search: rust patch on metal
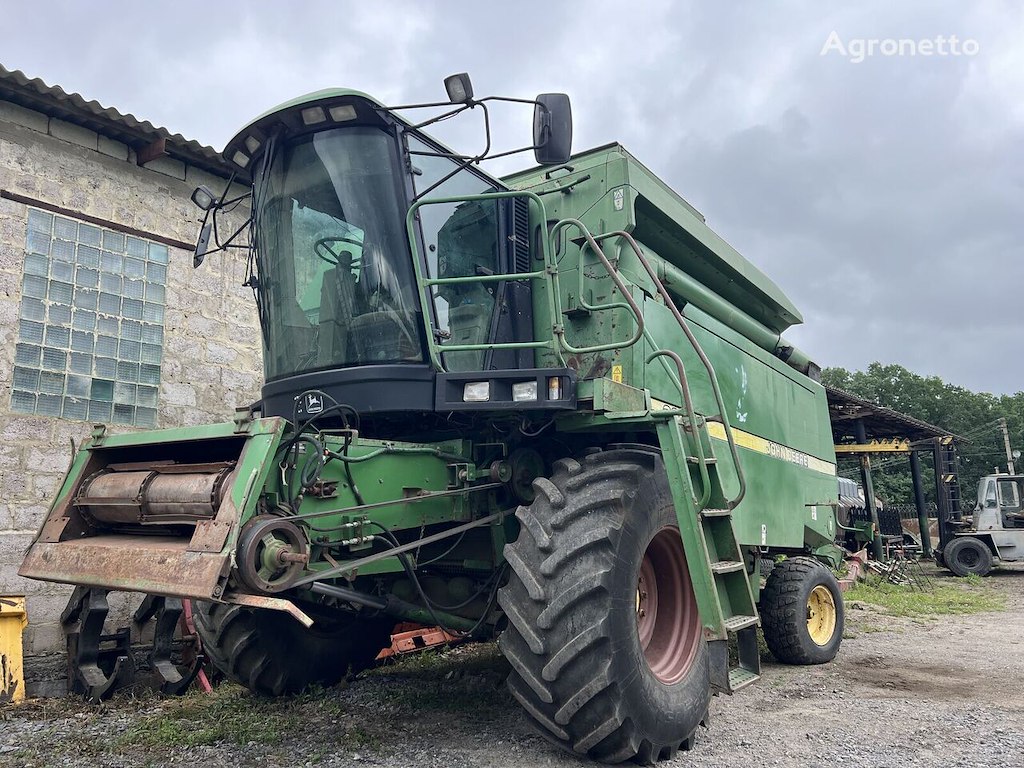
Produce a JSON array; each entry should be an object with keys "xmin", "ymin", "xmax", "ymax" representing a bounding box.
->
[
  {"xmin": 189, "ymin": 519, "xmax": 231, "ymax": 552},
  {"xmin": 104, "ymin": 460, "xmax": 175, "ymax": 471},
  {"xmin": 583, "ymin": 355, "xmax": 611, "ymax": 380},
  {"xmin": 19, "ymin": 536, "xmax": 228, "ymax": 600},
  {"xmin": 76, "ymin": 463, "xmax": 236, "ymax": 527},
  {"xmin": 38, "ymin": 515, "xmax": 70, "ymax": 541},
  {"xmin": 188, "ymin": 467, "xmax": 244, "ymax": 553}
]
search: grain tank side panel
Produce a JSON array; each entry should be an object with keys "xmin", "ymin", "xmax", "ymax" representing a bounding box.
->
[{"xmin": 640, "ymin": 298, "xmax": 837, "ymax": 549}]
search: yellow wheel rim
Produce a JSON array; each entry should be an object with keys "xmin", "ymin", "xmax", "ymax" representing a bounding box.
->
[{"xmin": 806, "ymin": 585, "xmax": 837, "ymax": 646}]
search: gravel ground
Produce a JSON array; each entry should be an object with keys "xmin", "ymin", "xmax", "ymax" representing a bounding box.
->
[{"xmin": 2, "ymin": 563, "xmax": 1022, "ymax": 768}]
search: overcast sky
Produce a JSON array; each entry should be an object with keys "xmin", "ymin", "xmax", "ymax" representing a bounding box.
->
[{"xmin": 3, "ymin": 1, "xmax": 1021, "ymax": 394}]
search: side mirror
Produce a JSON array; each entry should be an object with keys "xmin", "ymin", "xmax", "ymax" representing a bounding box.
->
[
  {"xmin": 191, "ymin": 185, "xmax": 218, "ymax": 211},
  {"xmin": 533, "ymin": 93, "xmax": 572, "ymax": 166},
  {"xmin": 194, "ymin": 222, "xmax": 212, "ymax": 268}
]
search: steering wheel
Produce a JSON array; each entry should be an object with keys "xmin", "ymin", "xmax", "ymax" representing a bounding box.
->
[{"xmin": 315, "ymin": 236, "xmax": 363, "ymax": 266}]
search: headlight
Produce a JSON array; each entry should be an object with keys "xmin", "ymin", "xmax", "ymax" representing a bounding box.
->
[
  {"xmin": 512, "ymin": 381, "xmax": 538, "ymax": 402},
  {"xmin": 463, "ymin": 382, "xmax": 490, "ymax": 402},
  {"xmin": 301, "ymin": 106, "xmax": 327, "ymax": 125}
]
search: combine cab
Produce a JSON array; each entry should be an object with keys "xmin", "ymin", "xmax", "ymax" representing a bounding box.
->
[{"xmin": 21, "ymin": 75, "xmax": 845, "ymax": 762}]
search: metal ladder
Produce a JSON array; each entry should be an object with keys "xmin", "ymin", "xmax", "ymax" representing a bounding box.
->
[
  {"xmin": 653, "ymin": 378, "xmax": 761, "ymax": 692},
  {"xmin": 593, "ymin": 230, "xmax": 760, "ymax": 693}
]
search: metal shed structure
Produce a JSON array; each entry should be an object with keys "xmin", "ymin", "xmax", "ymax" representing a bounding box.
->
[{"xmin": 826, "ymin": 385, "xmax": 960, "ymax": 559}]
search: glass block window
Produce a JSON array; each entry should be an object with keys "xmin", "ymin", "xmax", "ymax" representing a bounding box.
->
[{"xmin": 11, "ymin": 209, "xmax": 168, "ymax": 428}]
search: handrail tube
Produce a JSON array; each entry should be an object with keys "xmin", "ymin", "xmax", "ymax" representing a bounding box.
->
[
  {"xmin": 548, "ymin": 218, "xmax": 645, "ymax": 355},
  {"xmin": 405, "ymin": 190, "xmax": 565, "ymax": 371},
  {"xmin": 424, "ymin": 270, "xmax": 546, "ymax": 286},
  {"xmin": 598, "ymin": 231, "xmax": 747, "ymax": 509},
  {"xmin": 438, "ymin": 340, "xmax": 555, "ymax": 352},
  {"xmin": 646, "ymin": 349, "xmax": 711, "ymax": 509}
]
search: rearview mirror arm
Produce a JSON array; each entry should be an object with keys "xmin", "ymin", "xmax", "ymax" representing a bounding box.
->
[{"xmin": 408, "ymin": 101, "xmax": 494, "ymax": 202}]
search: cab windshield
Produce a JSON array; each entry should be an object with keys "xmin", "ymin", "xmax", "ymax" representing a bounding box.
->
[{"xmin": 253, "ymin": 127, "xmax": 424, "ymax": 380}]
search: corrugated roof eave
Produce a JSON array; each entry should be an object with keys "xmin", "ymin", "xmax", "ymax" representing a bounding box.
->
[{"xmin": 0, "ymin": 64, "xmax": 236, "ymax": 180}]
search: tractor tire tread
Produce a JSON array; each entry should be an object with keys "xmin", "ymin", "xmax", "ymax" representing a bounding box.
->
[
  {"xmin": 193, "ymin": 600, "xmax": 391, "ymax": 697},
  {"xmin": 498, "ymin": 449, "xmax": 709, "ymax": 763},
  {"xmin": 760, "ymin": 557, "xmax": 843, "ymax": 665}
]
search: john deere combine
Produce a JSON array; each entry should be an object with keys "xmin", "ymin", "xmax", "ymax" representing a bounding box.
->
[{"xmin": 20, "ymin": 75, "xmax": 845, "ymax": 763}]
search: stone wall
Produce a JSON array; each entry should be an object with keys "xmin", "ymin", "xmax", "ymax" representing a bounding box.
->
[{"xmin": 0, "ymin": 98, "xmax": 261, "ymax": 655}]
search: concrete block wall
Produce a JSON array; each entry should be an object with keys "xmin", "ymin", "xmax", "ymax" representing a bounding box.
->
[{"xmin": 0, "ymin": 99, "xmax": 261, "ymax": 656}]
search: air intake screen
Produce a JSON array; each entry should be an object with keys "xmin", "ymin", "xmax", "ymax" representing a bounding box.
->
[{"xmin": 512, "ymin": 197, "xmax": 531, "ymax": 273}]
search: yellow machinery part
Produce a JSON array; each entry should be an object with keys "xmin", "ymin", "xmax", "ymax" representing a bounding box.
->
[
  {"xmin": 0, "ymin": 596, "xmax": 28, "ymax": 703},
  {"xmin": 806, "ymin": 585, "xmax": 837, "ymax": 646}
]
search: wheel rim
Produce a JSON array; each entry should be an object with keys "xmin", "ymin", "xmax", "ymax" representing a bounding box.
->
[
  {"xmin": 806, "ymin": 585, "xmax": 837, "ymax": 646},
  {"xmin": 636, "ymin": 527, "xmax": 701, "ymax": 685},
  {"xmin": 957, "ymin": 547, "xmax": 980, "ymax": 568}
]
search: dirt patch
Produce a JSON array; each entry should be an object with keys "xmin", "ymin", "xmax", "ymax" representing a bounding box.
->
[{"xmin": 852, "ymin": 659, "xmax": 988, "ymax": 699}]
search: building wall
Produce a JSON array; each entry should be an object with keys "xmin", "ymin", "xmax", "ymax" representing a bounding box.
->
[{"xmin": 0, "ymin": 98, "xmax": 262, "ymax": 654}]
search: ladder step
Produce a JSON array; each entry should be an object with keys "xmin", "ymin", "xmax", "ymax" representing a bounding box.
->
[
  {"xmin": 728, "ymin": 667, "xmax": 760, "ymax": 692},
  {"xmin": 710, "ymin": 560, "xmax": 745, "ymax": 575},
  {"xmin": 686, "ymin": 456, "xmax": 718, "ymax": 464},
  {"xmin": 700, "ymin": 508, "xmax": 731, "ymax": 518},
  {"xmin": 723, "ymin": 615, "xmax": 759, "ymax": 632}
]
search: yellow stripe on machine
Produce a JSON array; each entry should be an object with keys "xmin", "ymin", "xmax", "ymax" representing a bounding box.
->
[{"xmin": 704, "ymin": 421, "xmax": 837, "ymax": 477}]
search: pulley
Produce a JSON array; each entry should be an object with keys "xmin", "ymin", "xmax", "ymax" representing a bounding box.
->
[{"xmin": 236, "ymin": 515, "xmax": 309, "ymax": 593}]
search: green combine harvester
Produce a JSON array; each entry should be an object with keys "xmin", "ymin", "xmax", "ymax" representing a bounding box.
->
[{"xmin": 20, "ymin": 74, "xmax": 845, "ymax": 763}]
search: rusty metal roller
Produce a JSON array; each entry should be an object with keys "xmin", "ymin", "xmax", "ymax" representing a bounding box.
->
[{"xmin": 76, "ymin": 462, "xmax": 237, "ymax": 527}]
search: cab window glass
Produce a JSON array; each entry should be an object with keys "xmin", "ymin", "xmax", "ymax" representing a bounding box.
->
[
  {"xmin": 407, "ymin": 135, "xmax": 500, "ymax": 371},
  {"xmin": 997, "ymin": 479, "xmax": 1020, "ymax": 510}
]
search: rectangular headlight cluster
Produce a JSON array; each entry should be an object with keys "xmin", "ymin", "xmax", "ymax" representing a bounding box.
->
[
  {"xmin": 230, "ymin": 102, "xmax": 360, "ymax": 171},
  {"xmin": 300, "ymin": 104, "xmax": 359, "ymax": 126},
  {"xmin": 464, "ymin": 378, "xmax": 566, "ymax": 403},
  {"xmin": 441, "ymin": 369, "xmax": 576, "ymax": 411}
]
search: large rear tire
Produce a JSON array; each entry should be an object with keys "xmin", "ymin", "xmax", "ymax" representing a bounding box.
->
[
  {"xmin": 944, "ymin": 536, "xmax": 993, "ymax": 577},
  {"xmin": 760, "ymin": 557, "xmax": 844, "ymax": 665},
  {"xmin": 194, "ymin": 601, "xmax": 393, "ymax": 696},
  {"xmin": 498, "ymin": 449, "xmax": 710, "ymax": 764}
]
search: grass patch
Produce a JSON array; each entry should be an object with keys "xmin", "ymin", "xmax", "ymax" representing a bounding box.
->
[
  {"xmin": 116, "ymin": 687, "xmax": 297, "ymax": 748},
  {"xmin": 5, "ymin": 684, "xmax": 382, "ymax": 768},
  {"xmin": 845, "ymin": 576, "xmax": 1005, "ymax": 617},
  {"xmin": 111, "ymin": 685, "xmax": 373, "ymax": 752}
]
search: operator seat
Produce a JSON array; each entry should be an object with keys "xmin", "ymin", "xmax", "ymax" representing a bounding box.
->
[
  {"xmin": 318, "ymin": 250, "xmax": 360, "ymax": 366},
  {"xmin": 349, "ymin": 243, "xmax": 420, "ymax": 362}
]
